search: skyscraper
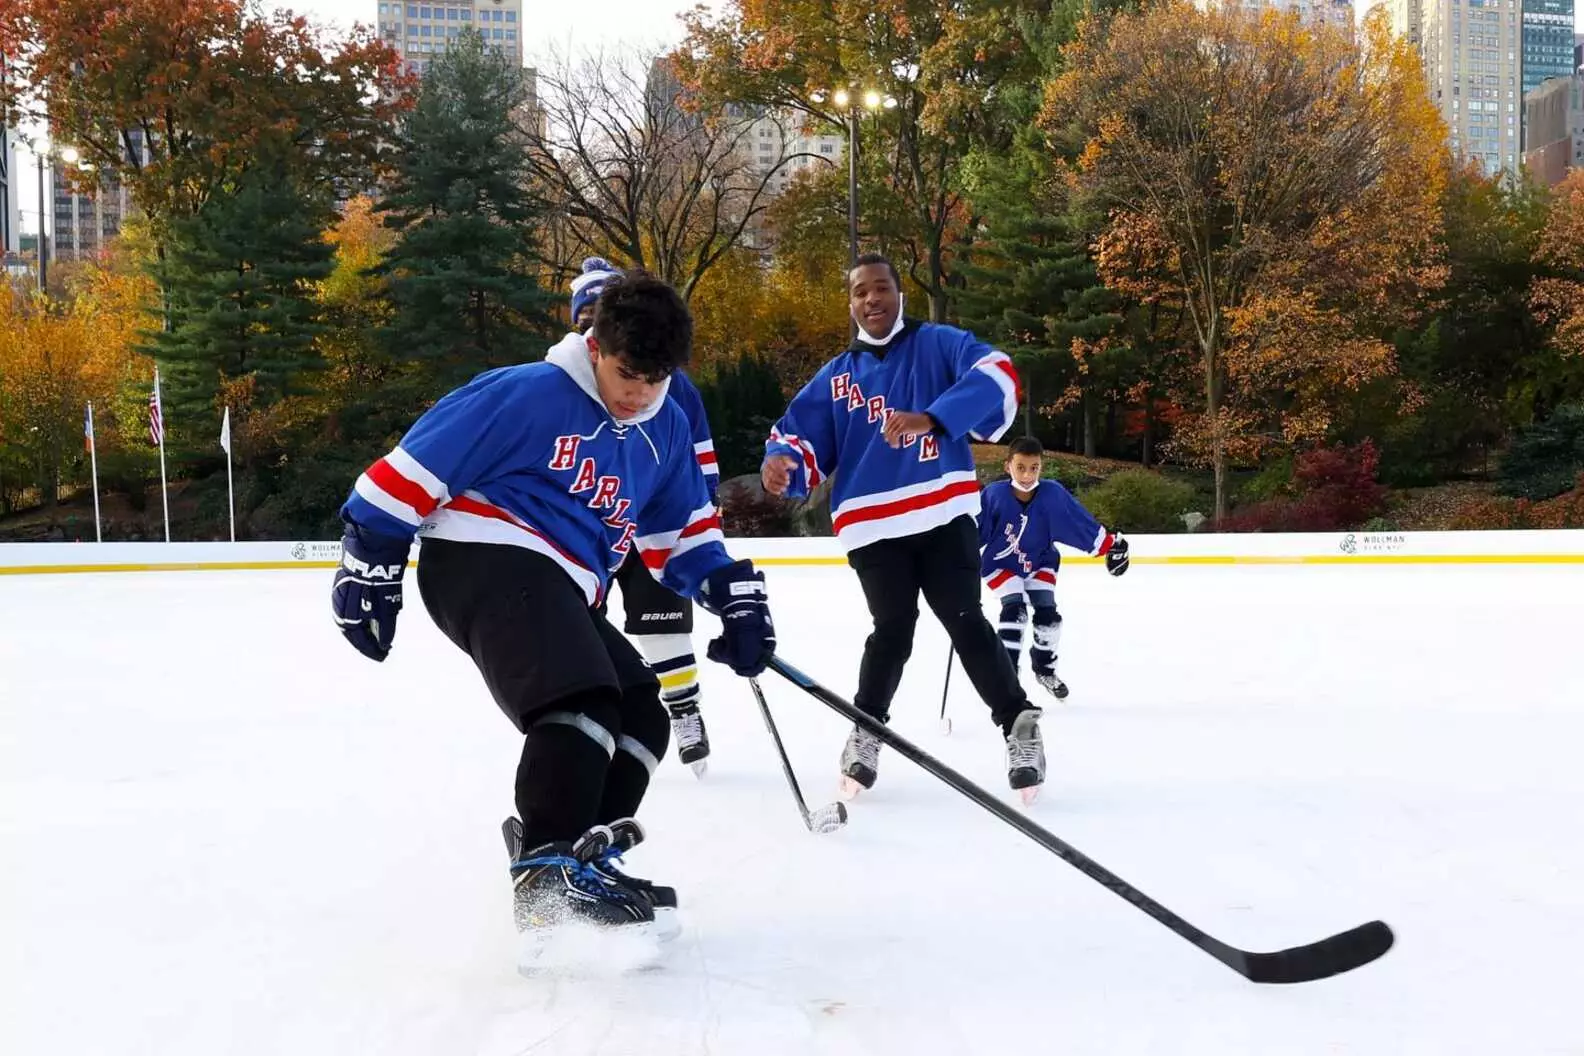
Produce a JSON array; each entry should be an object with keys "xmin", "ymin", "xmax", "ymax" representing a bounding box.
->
[
  {"xmin": 1521, "ymin": 0, "xmax": 1575, "ymax": 102},
  {"xmin": 1388, "ymin": 0, "xmax": 1525, "ymax": 175},
  {"xmin": 374, "ymin": 0, "xmax": 523, "ymax": 77}
]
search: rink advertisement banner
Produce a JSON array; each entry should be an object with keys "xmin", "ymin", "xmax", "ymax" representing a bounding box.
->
[{"xmin": 1, "ymin": 530, "xmax": 1582, "ymax": 575}]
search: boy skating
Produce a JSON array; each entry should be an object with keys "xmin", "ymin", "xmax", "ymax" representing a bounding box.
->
[
  {"xmin": 760, "ymin": 253, "xmax": 1046, "ymax": 803},
  {"xmin": 574, "ymin": 258, "xmax": 720, "ymax": 775},
  {"xmin": 979, "ymin": 436, "xmax": 1130, "ymax": 701},
  {"xmin": 330, "ymin": 271, "xmax": 775, "ymax": 946}
]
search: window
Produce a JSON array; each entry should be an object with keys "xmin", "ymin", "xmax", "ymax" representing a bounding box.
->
[
  {"xmin": 461, "ymin": 9, "xmax": 470, "ymax": 19},
  {"xmin": 419, "ymin": 6, "xmax": 430, "ymax": 17},
  {"xmin": 448, "ymin": 8, "xmax": 458, "ymax": 18},
  {"xmin": 407, "ymin": 24, "xmax": 417, "ymax": 35},
  {"xmin": 494, "ymin": 9, "xmax": 504, "ymax": 20},
  {"xmin": 420, "ymin": 24, "xmax": 430, "ymax": 35},
  {"xmin": 506, "ymin": 10, "xmax": 516, "ymax": 21},
  {"xmin": 505, "ymin": 29, "xmax": 516, "ymax": 41},
  {"xmin": 492, "ymin": 27, "xmax": 502, "ymax": 39},
  {"xmin": 407, "ymin": 4, "xmax": 417, "ymax": 15}
]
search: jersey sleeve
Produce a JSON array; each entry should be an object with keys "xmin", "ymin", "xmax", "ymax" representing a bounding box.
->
[
  {"xmin": 1041, "ymin": 482, "xmax": 1116, "ymax": 556},
  {"xmin": 924, "ymin": 330, "xmax": 1021, "ymax": 443},
  {"xmin": 339, "ymin": 367, "xmax": 532, "ymax": 544},
  {"xmin": 633, "ymin": 411, "xmax": 734, "ymax": 598},
  {"xmin": 764, "ymin": 366, "xmax": 839, "ymax": 500},
  {"xmin": 669, "ymin": 373, "xmax": 719, "ymax": 502}
]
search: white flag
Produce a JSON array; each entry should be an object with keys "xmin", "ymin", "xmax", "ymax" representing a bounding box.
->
[{"xmin": 220, "ymin": 406, "xmax": 231, "ymax": 454}]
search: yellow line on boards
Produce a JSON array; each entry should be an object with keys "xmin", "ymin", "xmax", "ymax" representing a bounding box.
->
[{"xmin": 2, "ymin": 553, "xmax": 1582, "ymax": 576}]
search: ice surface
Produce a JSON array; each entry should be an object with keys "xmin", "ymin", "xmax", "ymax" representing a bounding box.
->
[{"xmin": 3, "ymin": 560, "xmax": 1582, "ymax": 1055}]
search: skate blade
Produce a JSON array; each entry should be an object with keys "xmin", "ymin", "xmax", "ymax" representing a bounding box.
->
[
  {"xmin": 688, "ymin": 758, "xmax": 708, "ymax": 778},
  {"xmin": 939, "ymin": 717, "xmax": 953, "ymax": 736},
  {"xmin": 837, "ymin": 776, "xmax": 866, "ymax": 801},
  {"xmin": 1017, "ymin": 785, "xmax": 1041, "ymax": 806},
  {"xmin": 516, "ymin": 915, "xmax": 678, "ymax": 977}
]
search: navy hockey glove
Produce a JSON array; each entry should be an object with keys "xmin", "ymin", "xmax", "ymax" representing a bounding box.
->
[
  {"xmin": 699, "ymin": 559, "xmax": 775, "ymax": 678},
  {"xmin": 331, "ymin": 522, "xmax": 409, "ymax": 662},
  {"xmin": 1103, "ymin": 531, "xmax": 1130, "ymax": 577}
]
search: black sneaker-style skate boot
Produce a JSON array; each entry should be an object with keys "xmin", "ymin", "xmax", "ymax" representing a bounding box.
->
[
  {"xmin": 838, "ymin": 725, "xmax": 883, "ymax": 800},
  {"xmin": 501, "ymin": 818, "xmax": 654, "ymax": 932},
  {"xmin": 668, "ymin": 701, "xmax": 710, "ymax": 777},
  {"xmin": 1034, "ymin": 670, "xmax": 1069, "ymax": 700},
  {"xmin": 590, "ymin": 817, "xmax": 678, "ymax": 911},
  {"xmin": 1004, "ymin": 708, "xmax": 1047, "ymax": 804}
]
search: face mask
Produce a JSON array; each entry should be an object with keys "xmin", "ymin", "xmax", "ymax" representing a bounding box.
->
[{"xmin": 1011, "ymin": 478, "xmax": 1039, "ymax": 493}]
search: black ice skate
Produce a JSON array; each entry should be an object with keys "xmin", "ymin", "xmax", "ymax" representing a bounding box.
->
[
  {"xmin": 1035, "ymin": 670, "xmax": 1069, "ymax": 700},
  {"xmin": 668, "ymin": 701, "xmax": 710, "ymax": 778},
  {"xmin": 838, "ymin": 725, "xmax": 883, "ymax": 801},
  {"xmin": 591, "ymin": 817, "xmax": 678, "ymax": 912},
  {"xmin": 1004, "ymin": 708, "xmax": 1046, "ymax": 805},
  {"xmin": 501, "ymin": 818, "xmax": 654, "ymax": 933}
]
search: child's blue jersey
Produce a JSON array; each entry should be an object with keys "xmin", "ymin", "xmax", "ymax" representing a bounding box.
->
[
  {"xmin": 977, "ymin": 479, "xmax": 1114, "ymax": 585},
  {"xmin": 763, "ymin": 320, "xmax": 1021, "ymax": 552},
  {"xmin": 667, "ymin": 369, "xmax": 718, "ymax": 501},
  {"xmin": 340, "ymin": 333, "xmax": 730, "ymax": 607}
]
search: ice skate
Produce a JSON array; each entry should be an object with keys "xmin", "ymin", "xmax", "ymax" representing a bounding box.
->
[
  {"xmin": 838, "ymin": 725, "xmax": 883, "ymax": 800},
  {"xmin": 669, "ymin": 701, "xmax": 710, "ymax": 778},
  {"xmin": 592, "ymin": 817, "xmax": 679, "ymax": 918},
  {"xmin": 1035, "ymin": 670, "xmax": 1069, "ymax": 701},
  {"xmin": 1004, "ymin": 708, "xmax": 1046, "ymax": 805}
]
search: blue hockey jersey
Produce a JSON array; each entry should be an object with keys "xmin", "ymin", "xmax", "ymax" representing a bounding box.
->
[
  {"xmin": 763, "ymin": 319, "xmax": 1021, "ymax": 552},
  {"xmin": 339, "ymin": 333, "xmax": 731, "ymax": 607},
  {"xmin": 667, "ymin": 369, "xmax": 718, "ymax": 501},
  {"xmin": 977, "ymin": 478, "xmax": 1115, "ymax": 590}
]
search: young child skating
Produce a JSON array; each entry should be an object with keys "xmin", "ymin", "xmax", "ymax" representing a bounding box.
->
[{"xmin": 978, "ymin": 437, "xmax": 1130, "ymax": 700}]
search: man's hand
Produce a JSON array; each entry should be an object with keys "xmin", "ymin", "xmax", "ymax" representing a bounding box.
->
[
  {"xmin": 762, "ymin": 454, "xmax": 798, "ymax": 496},
  {"xmin": 882, "ymin": 410, "xmax": 935, "ymax": 448}
]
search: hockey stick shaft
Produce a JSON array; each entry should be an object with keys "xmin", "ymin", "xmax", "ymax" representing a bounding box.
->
[
  {"xmin": 749, "ymin": 676, "xmax": 814, "ymax": 825},
  {"xmin": 766, "ymin": 654, "xmax": 1392, "ymax": 983},
  {"xmin": 938, "ymin": 650, "xmax": 952, "ymax": 724}
]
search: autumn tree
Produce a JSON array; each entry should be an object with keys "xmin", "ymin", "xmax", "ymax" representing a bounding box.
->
[
  {"xmin": 674, "ymin": 0, "xmax": 1054, "ymax": 321},
  {"xmin": 1047, "ymin": 4, "xmax": 1448, "ymax": 518},
  {"xmin": 524, "ymin": 47, "xmax": 809, "ymax": 304},
  {"xmin": 375, "ymin": 29, "xmax": 557, "ymax": 390},
  {"xmin": 1533, "ymin": 168, "xmax": 1584, "ymax": 363},
  {"xmin": 11, "ymin": 0, "xmax": 407, "ymax": 243}
]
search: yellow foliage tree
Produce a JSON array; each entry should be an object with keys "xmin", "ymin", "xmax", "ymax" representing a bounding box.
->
[
  {"xmin": 1532, "ymin": 168, "xmax": 1584, "ymax": 360},
  {"xmin": 1045, "ymin": 3, "xmax": 1448, "ymax": 518}
]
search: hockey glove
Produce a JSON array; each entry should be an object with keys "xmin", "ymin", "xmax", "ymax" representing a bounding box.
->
[
  {"xmin": 1104, "ymin": 531, "xmax": 1130, "ymax": 577},
  {"xmin": 699, "ymin": 559, "xmax": 776, "ymax": 678},
  {"xmin": 331, "ymin": 521, "xmax": 410, "ymax": 662}
]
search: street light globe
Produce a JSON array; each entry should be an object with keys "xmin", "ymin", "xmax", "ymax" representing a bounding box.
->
[
  {"xmin": 883, "ymin": 96, "xmax": 898, "ymax": 109},
  {"xmin": 59, "ymin": 146, "xmax": 79, "ymax": 164},
  {"xmin": 810, "ymin": 90, "xmax": 827, "ymax": 104},
  {"xmin": 833, "ymin": 89, "xmax": 850, "ymax": 108},
  {"xmin": 863, "ymin": 90, "xmax": 881, "ymax": 110}
]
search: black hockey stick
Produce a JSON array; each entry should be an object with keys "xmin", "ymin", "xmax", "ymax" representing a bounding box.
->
[
  {"xmin": 749, "ymin": 676, "xmax": 848, "ymax": 835},
  {"xmin": 938, "ymin": 650, "xmax": 954, "ymax": 735},
  {"xmin": 766, "ymin": 655, "xmax": 1394, "ymax": 984}
]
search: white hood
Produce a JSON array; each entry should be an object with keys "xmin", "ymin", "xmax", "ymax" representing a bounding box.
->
[{"xmin": 545, "ymin": 331, "xmax": 671, "ymax": 426}]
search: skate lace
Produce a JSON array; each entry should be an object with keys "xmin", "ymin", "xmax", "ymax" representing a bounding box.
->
[
  {"xmin": 672, "ymin": 710, "xmax": 704, "ymax": 747},
  {"xmin": 845, "ymin": 730, "xmax": 881, "ymax": 769},
  {"xmin": 1006, "ymin": 737, "xmax": 1042, "ymax": 769},
  {"xmin": 513, "ymin": 854, "xmax": 613, "ymax": 899}
]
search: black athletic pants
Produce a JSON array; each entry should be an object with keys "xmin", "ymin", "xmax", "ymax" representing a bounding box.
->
[
  {"xmin": 848, "ymin": 514, "xmax": 1031, "ymax": 733},
  {"xmin": 416, "ymin": 539, "xmax": 669, "ymax": 850}
]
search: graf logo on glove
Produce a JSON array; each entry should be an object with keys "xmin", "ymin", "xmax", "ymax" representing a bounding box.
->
[
  {"xmin": 728, "ymin": 580, "xmax": 766, "ymax": 598},
  {"xmin": 341, "ymin": 552, "xmax": 403, "ymax": 580}
]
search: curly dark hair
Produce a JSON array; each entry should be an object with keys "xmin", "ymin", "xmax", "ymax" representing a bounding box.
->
[{"xmin": 589, "ymin": 270, "xmax": 693, "ymax": 382}]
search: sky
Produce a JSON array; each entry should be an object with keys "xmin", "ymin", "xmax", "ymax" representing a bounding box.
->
[{"xmin": 9, "ymin": 0, "xmax": 1584, "ymax": 235}]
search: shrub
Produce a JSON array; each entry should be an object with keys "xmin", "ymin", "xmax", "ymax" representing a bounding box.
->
[
  {"xmin": 1497, "ymin": 404, "xmax": 1584, "ymax": 501},
  {"xmin": 1078, "ymin": 469, "xmax": 1197, "ymax": 533},
  {"xmin": 1239, "ymin": 455, "xmax": 1295, "ymax": 504},
  {"xmin": 713, "ymin": 474, "xmax": 796, "ymax": 537},
  {"xmin": 1217, "ymin": 441, "xmax": 1387, "ymax": 532}
]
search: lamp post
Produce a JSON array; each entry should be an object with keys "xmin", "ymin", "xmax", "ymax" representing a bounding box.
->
[
  {"xmin": 808, "ymin": 87, "xmax": 897, "ymax": 269},
  {"xmin": 29, "ymin": 140, "xmax": 83, "ymax": 294}
]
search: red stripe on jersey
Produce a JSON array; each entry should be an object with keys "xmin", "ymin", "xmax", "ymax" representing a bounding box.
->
[
  {"xmin": 987, "ymin": 569, "xmax": 1015, "ymax": 590},
  {"xmin": 832, "ymin": 479, "xmax": 980, "ymax": 535},
  {"xmin": 641, "ymin": 548, "xmax": 669, "ymax": 570},
  {"xmin": 987, "ymin": 356, "xmax": 1022, "ymax": 403},
  {"xmin": 444, "ymin": 495, "xmax": 593, "ymax": 574},
  {"xmin": 679, "ymin": 513, "xmax": 722, "ymax": 540},
  {"xmin": 697, "ymin": 451, "xmax": 718, "ymax": 467},
  {"xmin": 1033, "ymin": 569, "xmax": 1057, "ymax": 585},
  {"xmin": 367, "ymin": 458, "xmax": 440, "ymax": 518}
]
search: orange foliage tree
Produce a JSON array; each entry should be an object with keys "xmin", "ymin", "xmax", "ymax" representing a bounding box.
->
[
  {"xmin": 1045, "ymin": 3, "xmax": 1448, "ymax": 518},
  {"xmin": 1532, "ymin": 169, "xmax": 1584, "ymax": 361}
]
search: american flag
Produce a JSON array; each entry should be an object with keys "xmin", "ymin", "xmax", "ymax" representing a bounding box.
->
[{"xmin": 149, "ymin": 369, "xmax": 164, "ymax": 447}]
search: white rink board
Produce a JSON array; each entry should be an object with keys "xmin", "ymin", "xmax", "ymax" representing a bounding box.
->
[{"xmin": 1, "ymin": 528, "xmax": 1582, "ymax": 574}]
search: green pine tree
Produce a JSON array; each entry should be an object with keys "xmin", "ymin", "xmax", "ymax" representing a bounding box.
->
[
  {"xmin": 375, "ymin": 28, "xmax": 556, "ymax": 392},
  {"xmin": 148, "ymin": 159, "xmax": 336, "ymax": 451}
]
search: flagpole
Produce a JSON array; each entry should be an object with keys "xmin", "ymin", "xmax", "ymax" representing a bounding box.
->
[
  {"xmin": 86, "ymin": 402, "xmax": 102, "ymax": 543},
  {"xmin": 155, "ymin": 366, "xmax": 170, "ymax": 542},
  {"xmin": 221, "ymin": 406, "xmax": 235, "ymax": 542}
]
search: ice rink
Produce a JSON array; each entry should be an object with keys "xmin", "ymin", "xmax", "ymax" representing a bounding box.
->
[{"xmin": 3, "ymin": 557, "xmax": 1582, "ymax": 1055}]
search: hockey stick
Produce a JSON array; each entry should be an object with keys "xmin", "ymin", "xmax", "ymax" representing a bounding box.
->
[
  {"xmin": 938, "ymin": 650, "xmax": 954, "ymax": 735},
  {"xmin": 766, "ymin": 655, "xmax": 1394, "ymax": 984},
  {"xmin": 749, "ymin": 676, "xmax": 848, "ymax": 835}
]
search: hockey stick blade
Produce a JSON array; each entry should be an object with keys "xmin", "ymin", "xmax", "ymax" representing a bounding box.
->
[
  {"xmin": 766, "ymin": 655, "xmax": 1394, "ymax": 984},
  {"xmin": 750, "ymin": 677, "xmax": 848, "ymax": 836}
]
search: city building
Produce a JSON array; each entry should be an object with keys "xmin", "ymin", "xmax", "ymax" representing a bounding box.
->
[
  {"xmin": 1521, "ymin": 0, "xmax": 1576, "ymax": 103},
  {"xmin": 375, "ymin": 0, "xmax": 522, "ymax": 77},
  {"xmin": 1522, "ymin": 72, "xmax": 1584, "ymax": 182},
  {"xmin": 46, "ymin": 129, "xmax": 147, "ymax": 262},
  {"xmin": 1196, "ymin": 0, "xmax": 1357, "ymax": 28},
  {"xmin": 1389, "ymin": 0, "xmax": 1524, "ymax": 175}
]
